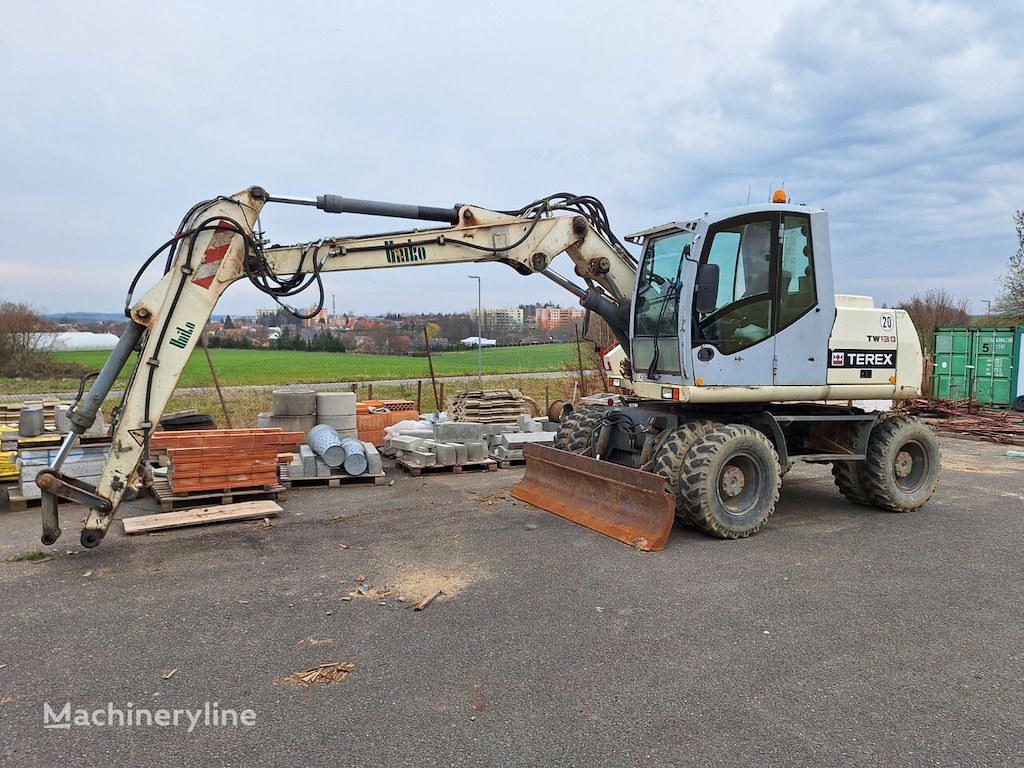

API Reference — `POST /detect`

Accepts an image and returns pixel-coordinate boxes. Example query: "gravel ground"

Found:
[0,436,1021,768]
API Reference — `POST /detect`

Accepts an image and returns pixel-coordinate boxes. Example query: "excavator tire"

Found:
[552,406,607,456]
[680,424,781,539]
[860,415,941,512]
[831,462,872,506]
[830,417,877,506]
[647,419,719,525]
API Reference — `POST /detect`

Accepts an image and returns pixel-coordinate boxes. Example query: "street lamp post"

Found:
[468,275,482,386]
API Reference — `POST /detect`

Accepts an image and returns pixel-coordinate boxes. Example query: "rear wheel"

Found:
[832,462,872,506]
[680,424,781,539]
[861,415,941,512]
[647,419,718,524]
[831,418,876,506]
[552,406,607,457]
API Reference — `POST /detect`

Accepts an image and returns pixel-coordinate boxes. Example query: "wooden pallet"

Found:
[492,456,527,469]
[150,476,286,512]
[5,490,41,512]
[280,473,388,488]
[396,458,498,477]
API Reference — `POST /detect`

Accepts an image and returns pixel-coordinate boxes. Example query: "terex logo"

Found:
[828,349,897,368]
[384,239,427,264]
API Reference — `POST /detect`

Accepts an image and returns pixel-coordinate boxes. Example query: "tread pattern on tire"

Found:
[680,424,781,539]
[831,416,879,506]
[648,419,719,524]
[552,406,607,456]
[860,414,941,512]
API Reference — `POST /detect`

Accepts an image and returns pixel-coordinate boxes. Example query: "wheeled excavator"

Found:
[36,186,941,551]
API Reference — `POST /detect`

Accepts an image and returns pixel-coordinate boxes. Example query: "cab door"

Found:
[691,211,829,388]
[691,214,777,386]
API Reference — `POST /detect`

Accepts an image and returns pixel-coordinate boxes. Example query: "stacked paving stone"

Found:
[386,416,560,467]
[388,420,490,468]
[18,445,109,499]
[449,390,532,423]
[488,414,559,461]
[12,402,108,497]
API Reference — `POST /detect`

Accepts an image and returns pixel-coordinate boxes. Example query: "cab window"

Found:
[695,218,773,354]
[778,215,816,327]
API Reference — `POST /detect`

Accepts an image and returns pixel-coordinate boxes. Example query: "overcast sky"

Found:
[2,1,1021,320]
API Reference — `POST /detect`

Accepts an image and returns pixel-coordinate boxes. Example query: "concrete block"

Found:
[299,444,317,476]
[390,435,425,452]
[360,441,383,475]
[401,449,436,467]
[433,421,485,443]
[480,423,517,437]
[272,389,316,416]
[315,457,332,477]
[316,414,357,431]
[543,420,561,432]
[434,443,457,466]
[19,406,45,437]
[454,443,468,464]
[465,441,487,462]
[404,429,435,439]
[288,459,305,480]
[500,432,556,448]
[84,410,106,436]
[516,414,545,432]
[55,405,73,434]
[316,391,356,417]
[261,413,316,434]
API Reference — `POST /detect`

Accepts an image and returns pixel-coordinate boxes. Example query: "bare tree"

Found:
[993,209,1024,321]
[895,288,971,354]
[0,299,55,377]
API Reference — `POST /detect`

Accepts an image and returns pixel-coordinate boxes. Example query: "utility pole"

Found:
[468,275,482,386]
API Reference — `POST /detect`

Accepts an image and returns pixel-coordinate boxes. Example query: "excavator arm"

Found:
[37,185,638,547]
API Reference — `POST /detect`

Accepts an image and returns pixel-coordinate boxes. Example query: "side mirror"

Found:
[694,263,720,315]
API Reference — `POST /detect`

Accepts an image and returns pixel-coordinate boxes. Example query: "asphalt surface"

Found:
[0,436,1021,767]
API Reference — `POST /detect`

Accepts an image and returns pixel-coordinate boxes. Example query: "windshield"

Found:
[634,231,694,337]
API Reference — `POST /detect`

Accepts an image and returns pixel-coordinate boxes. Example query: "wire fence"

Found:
[176,334,608,429]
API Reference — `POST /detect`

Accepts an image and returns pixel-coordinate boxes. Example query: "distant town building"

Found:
[303,306,330,327]
[534,306,586,330]
[255,307,278,319]
[470,307,524,334]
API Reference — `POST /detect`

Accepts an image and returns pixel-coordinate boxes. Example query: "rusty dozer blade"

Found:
[512,443,675,551]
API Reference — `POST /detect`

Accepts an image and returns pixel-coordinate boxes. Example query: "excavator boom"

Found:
[39,186,676,549]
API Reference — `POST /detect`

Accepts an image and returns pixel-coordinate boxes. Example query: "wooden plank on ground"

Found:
[121,500,281,535]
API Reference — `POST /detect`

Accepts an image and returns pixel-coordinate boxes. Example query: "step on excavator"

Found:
[36,186,940,551]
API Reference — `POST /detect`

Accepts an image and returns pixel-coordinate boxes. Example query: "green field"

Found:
[0,343,584,394]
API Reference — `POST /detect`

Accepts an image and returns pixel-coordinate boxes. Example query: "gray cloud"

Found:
[0,0,1021,319]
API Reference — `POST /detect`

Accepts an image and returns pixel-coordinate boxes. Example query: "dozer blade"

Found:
[512,443,675,551]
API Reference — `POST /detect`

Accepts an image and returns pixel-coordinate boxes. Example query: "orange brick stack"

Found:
[150,428,304,494]
[356,400,419,446]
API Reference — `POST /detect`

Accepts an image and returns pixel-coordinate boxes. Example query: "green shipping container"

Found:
[932,326,1021,408]
[1015,327,1024,411]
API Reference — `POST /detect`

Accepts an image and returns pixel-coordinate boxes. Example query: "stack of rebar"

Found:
[899,398,1024,445]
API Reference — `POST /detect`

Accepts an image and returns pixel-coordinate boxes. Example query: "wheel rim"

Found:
[716,452,762,516]
[893,439,929,493]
